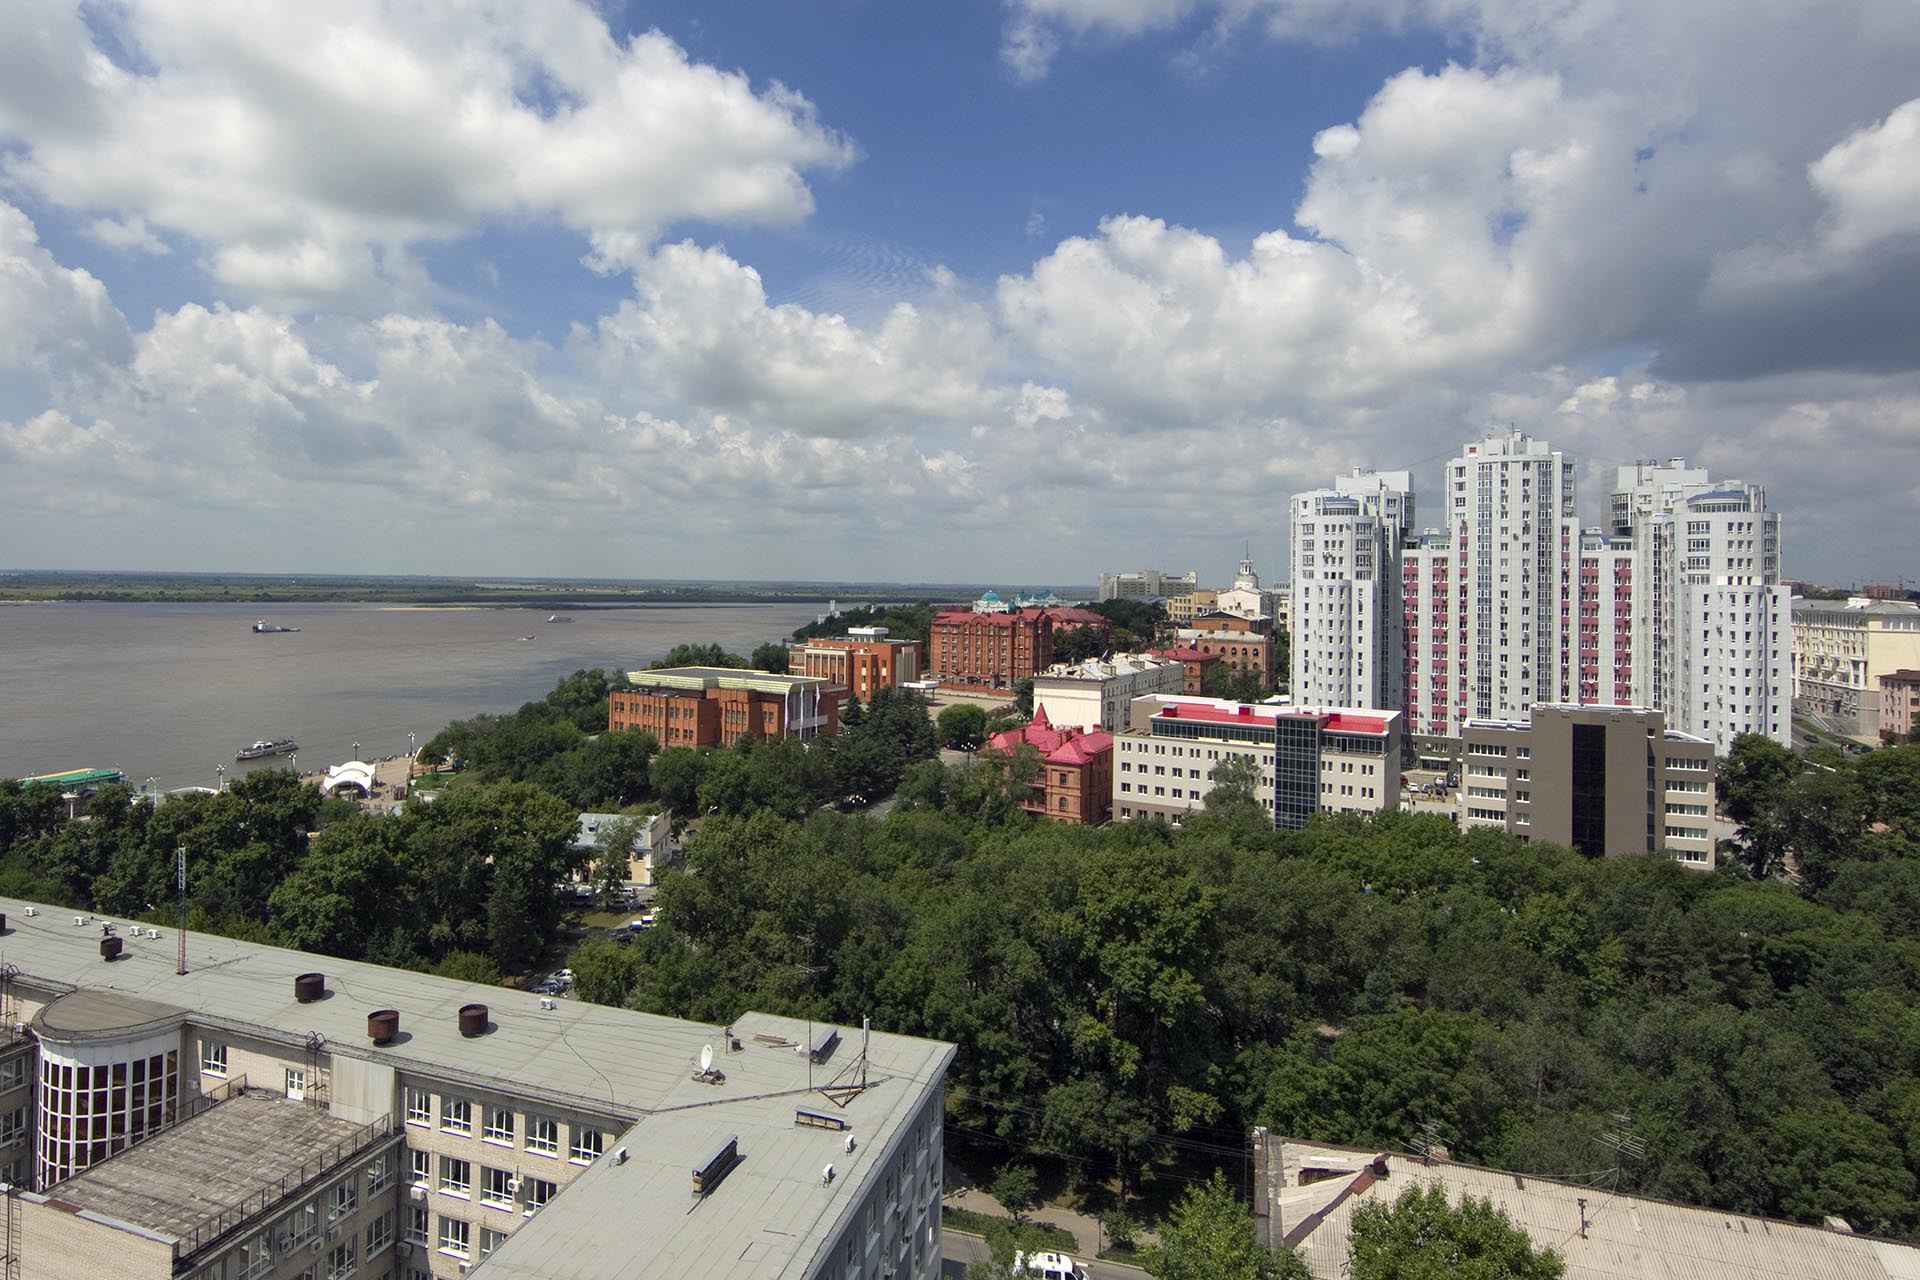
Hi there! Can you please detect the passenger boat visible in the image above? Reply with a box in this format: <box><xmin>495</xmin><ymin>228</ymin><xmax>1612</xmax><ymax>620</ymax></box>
<box><xmin>236</xmin><ymin>738</ymin><xmax>298</xmax><ymax>760</ymax></box>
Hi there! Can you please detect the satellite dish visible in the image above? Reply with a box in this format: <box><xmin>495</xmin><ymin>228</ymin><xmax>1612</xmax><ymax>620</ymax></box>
<box><xmin>700</xmin><ymin>1043</ymin><xmax>714</xmax><ymax>1072</ymax></box>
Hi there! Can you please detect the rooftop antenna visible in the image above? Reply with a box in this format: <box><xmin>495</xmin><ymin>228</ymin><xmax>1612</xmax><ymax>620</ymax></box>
<box><xmin>174</xmin><ymin>846</ymin><xmax>188</xmax><ymax>975</ymax></box>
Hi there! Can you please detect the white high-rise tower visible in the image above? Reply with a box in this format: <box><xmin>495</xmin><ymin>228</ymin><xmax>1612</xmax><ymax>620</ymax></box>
<box><xmin>1612</xmin><ymin>461</ymin><xmax>1790</xmax><ymax>750</ymax></box>
<box><xmin>1290</xmin><ymin>469</ymin><xmax>1413</xmax><ymax>710</ymax></box>
<box><xmin>1404</xmin><ymin>432</ymin><xmax>1579</xmax><ymax>734</ymax></box>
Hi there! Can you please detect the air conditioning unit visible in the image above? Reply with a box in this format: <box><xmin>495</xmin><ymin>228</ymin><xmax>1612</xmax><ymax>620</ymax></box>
<box><xmin>22</xmin><ymin>907</ymin><xmax>35</xmax><ymax>917</ymax></box>
<box><xmin>396</xmin><ymin>1242</ymin><xmax>413</xmax><ymax>1258</ymax></box>
<box><xmin>409</xmin><ymin>1185</ymin><xmax>426</xmax><ymax>1201</ymax></box>
<box><xmin>308</xmin><ymin>1238</ymin><xmax>323</xmax><ymax>1254</ymax></box>
<box><xmin>506</xmin><ymin>1178</ymin><xmax>521</xmax><ymax>1195</ymax></box>
<box><xmin>458</xmin><ymin>1265</ymin><xmax>469</xmax><ymax>1276</ymax></box>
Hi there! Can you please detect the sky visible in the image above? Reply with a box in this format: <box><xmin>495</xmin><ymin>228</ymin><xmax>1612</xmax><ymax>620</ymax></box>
<box><xmin>1</xmin><ymin>1</ymin><xmax>1917</xmax><ymax>588</ymax></box>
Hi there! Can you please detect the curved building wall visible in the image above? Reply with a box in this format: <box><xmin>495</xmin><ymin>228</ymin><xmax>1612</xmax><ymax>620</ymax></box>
<box><xmin>36</xmin><ymin>1028</ymin><xmax>180</xmax><ymax>1187</ymax></box>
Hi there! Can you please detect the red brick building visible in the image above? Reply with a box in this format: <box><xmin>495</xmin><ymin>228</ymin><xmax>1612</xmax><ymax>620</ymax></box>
<box><xmin>610</xmin><ymin>667</ymin><xmax>843</xmax><ymax>748</ymax></box>
<box><xmin>928</xmin><ymin>607</ymin><xmax>1111</xmax><ymax>690</ymax></box>
<box><xmin>1178</xmin><ymin>612</ymin><xmax>1274</xmax><ymax>686</ymax></box>
<box><xmin>788</xmin><ymin>628</ymin><xmax>922</xmax><ymax>703</ymax></box>
<box><xmin>985</xmin><ymin>707</ymin><xmax>1115</xmax><ymax>825</ymax></box>
<box><xmin>1150</xmin><ymin>645</ymin><xmax>1223</xmax><ymax>694</ymax></box>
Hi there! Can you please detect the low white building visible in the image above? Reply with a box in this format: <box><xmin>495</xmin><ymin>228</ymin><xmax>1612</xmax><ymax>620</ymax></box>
<box><xmin>573</xmin><ymin>811</ymin><xmax>672</xmax><ymax>886</ymax></box>
<box><xmin>1032</xmin><ymin>654</ymin><xmax>1186</xmax><ymax>732</ymax></box>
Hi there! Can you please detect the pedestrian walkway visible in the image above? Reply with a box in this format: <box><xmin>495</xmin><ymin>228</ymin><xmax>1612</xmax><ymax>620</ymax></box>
<box><xmin>941</xmin><ymin>1161</ymin><xmax>1155</xmax><ymax>1261</ymax></box>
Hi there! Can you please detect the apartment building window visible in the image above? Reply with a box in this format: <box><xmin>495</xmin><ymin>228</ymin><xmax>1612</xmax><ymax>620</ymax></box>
<box><xmin>367</xmin><ymin>1154</ymin><xmax>393</xmax><ymax>1194</ymax></box>
<box><xmin>442</xmin><ymin>1097</ymin><xmax>472</xmax><ymax>1135</ymax></box>
<box><xmin>481</xmin><ymin>1227</ymin><xmax>508</xmax><ymax>1258</ymax></box>
<box><xmin>282</xmin><ymin>1201</ymin><xmax>320</xmax><ymax>1250</ymax></box>
<box><xmin>0</xmin><ymin>1107</ymin><xmax>23</xmax><ymax>1145</ymax></box>
<box><xmin>404</xmin><ymin>1207</ymin><xmax>429</xmax><ymax>1246</ymax></box>
<box><xmin>481</xmin><ymin>1166</ymin><xmax>515</xmax><ymax>1208</ymax></box>
<box><xmin>365</xmin><ymin>1210</ymin><xmax>394</xmax><ymax>1257</ymax></box>
<box><xmin>285</xmin><ymin>1068</ymin><xmax>306</xmax><ymax>1101</ymax></box>
<box><xmin>404</xmin><ymin>1087</ymin><xmax>431</xmax><ymax>1126</ymax></box>
<box><xmin>202</xmin><ymin>1042</ymin><xmax>227</xmax><ymax>1077</ymax></box>
<box><xmin>570</xmin><ymin>1128</ymin><xmax>604</xmax><ymax>1164</ymax></box>
<box><xmin>440</xmin><ymin>1156</ymin><xmax>471</xmax><ymax>1198</ymax></box>
<box><xmin>331</xmin><ymin>1180</ymin><xmax>358</xmax><ymax>1219</ymax></box>
<box><xmin>437</xmin><ymin>1216</ymin><xmax>470</xmax><ymax>1259</ymax></box>
<box><xmin>484</xmin><ymin>1106</ymin><xmax>515</xmax><ymax>1145</ymax></box>
<box><xmin>524</xmin><ymin>1178</ymin><xmax>556</xmax><ymax>1213</ymax></box>
<box><xmin>326</xmin><ymin>1239</ymin><xmax>357</xmax><ymax>1280</ymax></box>
<box><xmin>527</xmin><ymin>1116</ymin><xmax>559</xmax><ymax>1156</ymax></box>
<box><xmin>237</xmin><ymin>1233</ymin><xmax>274</xmax><ymax>1280</ymax></box>
<box><xmin>410</xmin><ymin>1148</ymin><xmax>431</xmax><ymax>1186</ymax></box>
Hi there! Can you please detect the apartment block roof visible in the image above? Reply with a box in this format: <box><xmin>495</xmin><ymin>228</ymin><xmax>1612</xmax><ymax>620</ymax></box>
<box><xmin>623</xmin><ymin>667</ymin><xmax>835</xmax><ymax>696</ymax></box>
<box><xmin>37</xmin><ymin>1090</ymin><xmax>380</xmax><ymax>1245</ymax></box>
<box><xmin>1256</xmin><ymin>1134</ymin><xmax>1920</xmax><ymax>1280</ymax></box>
<box><xmin>0</xmin><ymin>900</ymin><xmax>955</xmax><ymax>1280</ymax></box>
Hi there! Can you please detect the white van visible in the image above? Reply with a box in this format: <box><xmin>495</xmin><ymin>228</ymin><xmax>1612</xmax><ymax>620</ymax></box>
<box><xmin>1012</xmin><ymin>1250</ymin><xmax>1079</xmax><ymax>1279</ymax></box>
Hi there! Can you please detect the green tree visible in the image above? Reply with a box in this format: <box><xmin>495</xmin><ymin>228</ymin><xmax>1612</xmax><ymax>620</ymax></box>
<box><xmin>650</xmin><ymin>748</ymin><xmax>707</xmax><ymax>815</ymax></box>
<box><xmin>1202</xmin><ymin>663</ymin><xmax>1269</xmax><ymax>702</ymax></box>
<box><xmin>990</xmin><ymin>1162</ymin><xmax>1041</xmax><ymax>1225</ymax></box>
<box><xmin>651</xmin><ymin>643</ymin><xmax>748</xmax><ymax>669</ymax></box>
<box><xmin>1718</xmin><ymin>733</ymin><xmax>1800</xmax><ymax>826</ymax></box>
<box><xmin>435</xmin><ymin>951</ymin><xmax>503</xmax><ymax>984</ymax></box>
<box><xmin>939</xmin><ymin>703</ymin><xmax>989</xmax><ymax>752</ymax></box>
<box><xmin>1055</xmin><ymin>625</ymin><xmax>1107</xmax><ymax>664</ymax></box>
<box><xmin>751</xmin><ymin>642</ymin><xmax>790</xmax><ymax>673</ymax></box>
<box><xmin>1207</xmin><ymin>755</ymin><xmax>1262</xmax><ymax>812</ymax></box>
<box><xmin>1014</xmin><ymin>679</ymin><xmax>1035</xmax><ymax>717</ymax></box>
<box><xmin>1347</xmin><ymin>1184</ymin><xmax>1563</xmax><ymax>1280</ymax></box>
<box><xmin>1143</xmin><ymin>1171</ymin><xmax>1301</xmax><ymax>1280</ymax></box>
<box><xmin>570</xmin><ymin>935</ymin><xmax>641</xmax><ymax>1006</ymax></box>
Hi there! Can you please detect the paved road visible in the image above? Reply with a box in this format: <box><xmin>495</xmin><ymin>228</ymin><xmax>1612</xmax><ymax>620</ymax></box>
<box><xmin>942</xmin><ymin>1230</ymin><xmax>1149</xmax><ymax>1280</ymax></box>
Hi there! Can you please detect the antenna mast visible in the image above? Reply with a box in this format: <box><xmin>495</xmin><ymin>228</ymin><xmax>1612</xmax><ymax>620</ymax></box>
<box><xmin>175</xmin><ymin>846</ymin><xmax>188</xmax><ymax>975</ymax></box>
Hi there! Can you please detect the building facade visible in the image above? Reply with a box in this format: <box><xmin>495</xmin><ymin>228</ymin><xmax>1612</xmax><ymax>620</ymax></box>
<box><xmin>1163</xmin><ymin>588</ymin><xmax>1220</xmax><ymax>626</ymax></box>
<box><xmin>789</xmin><ymin>627</ymin><xmax>923</xmax><ymax>703</ymax></box>
<box><xmin>0</xmin><ymin>904</ymin><xmax>954</xmax><ymax>1280</ymax></box>
<box><xmin>1113</xmin><ymin>696</ymin><xmax>1400</xmax><ymax>830</ymax></box>
<box><xmin>984</xmin><ymin>709</ymin><xmax>1115</xmax><ymax>825</ymax></box>
<box><xmin>1097</xmin><ymin>569</ymin><xmax>1197</xmax><ymax>601</ymax></box>
<box><xmin>1793</xmin><ymin>597</ymin><xmax>1920</xmax><ymax>741</ymax></box>
<box><xmin>1576</xmin><ymin>529</ymin><xmax>1636</xmax><ymax>708</ymax></box>
<box><xmin>1291</xmin><ymin>469</ymin><xmax>1414</xmax><ymax>711</ymax></box>
<box><xmin>1458</xmin><ymin>704</ymin><xmax>1715</xmax><ymax>867</ymax></box>
<box><xmin>609</xmin><ymin>667</ymin><xmax>843</xmax><ymax>748</ymax></box>
<box><xmin>1613</xmin><ymin>463</ymin><xmax>1791</xmax><ymax>750</ymax></box>
<box><xmin>927</xmin><ymin>608</ymin><xmax>1110</xmax><ymax>690</ymax></box>
<box><xmin>1179</xmin><ymin>613</ymin><xmax>1275</xmax><ymax>686</ymax></box>
<box><xmin>1031</xmin><ymin>653</ymin><xmax>1185</xmax><ymax>732</ymax></box>
<box><xmin>1881</xmin><ymin>669</ymin><xmax>1920</xmax><ymax>743</ymax></box>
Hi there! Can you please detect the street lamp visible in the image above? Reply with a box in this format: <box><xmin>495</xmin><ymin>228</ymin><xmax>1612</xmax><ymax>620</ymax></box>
<box><xmin>290</xmin><ymin>755</ymin><xmax>297</xmax><ymax>776</ymax></box>
<box><xmin>145</xmin><ymin>777</ymin><xmax>157</xmax><ymax>806</ymax></box>
<box><xmin>407</xmin><ymin>731</ymin><xmax>416</xmax><ymax>757</ymax></box>
<box><xmin>351</xmin><ymin>740</ymin><xmax>361</xmax><ymax>760</ymax></box>
<box><xmin>215</xmin><ymin>764</ymin><xmax>226</xmax><ymax>792</ymax></box>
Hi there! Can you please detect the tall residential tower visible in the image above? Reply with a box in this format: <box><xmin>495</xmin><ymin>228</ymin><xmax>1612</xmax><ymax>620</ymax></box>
<box><xmin>1290</xmin><ymin>469</ymin><xmax>1413</xmax><ymax>710</ymax></box>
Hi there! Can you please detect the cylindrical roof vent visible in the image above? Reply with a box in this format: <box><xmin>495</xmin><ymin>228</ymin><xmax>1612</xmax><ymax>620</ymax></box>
<box><xmin>458</xmin><ymin>1004</ymin><xmax>489</xmax><ymax>1037</ymax></box>
<box><xmin>294</xmin><ymin>972</ymin><xmax>325</xmax><ymax>1003</ymax></box>
<box><xmin>100</xmin><ymin>936</ymin><xmax>123</xmax><ymax>961</ymax></box>
<box><xmin>0</xmin><ymin>912</ymin><xmax>9</xmax><ymax>933</ymax></box>
<box><xmin>367</xmin><ymin>1009</ymin><xmax>400</xmax><ymax>1045</ymax></box>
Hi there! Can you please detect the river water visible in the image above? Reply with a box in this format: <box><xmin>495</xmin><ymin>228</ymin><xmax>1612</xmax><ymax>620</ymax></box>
<box><xmin>0</xmin><ymin>601</ymin><xmax>824</xmax><ymax>787</ymax></box>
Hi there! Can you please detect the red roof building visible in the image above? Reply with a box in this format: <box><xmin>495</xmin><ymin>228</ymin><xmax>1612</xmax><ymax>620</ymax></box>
<box><xmin>984</xmin><ymin>707</ymin><xmax>1115</xmax><ymax>825</ymax></box>
<box><xmin>1150</xmin><ymin>645</ymin><xmax>1223</xmax><ymax>694</ymax></box>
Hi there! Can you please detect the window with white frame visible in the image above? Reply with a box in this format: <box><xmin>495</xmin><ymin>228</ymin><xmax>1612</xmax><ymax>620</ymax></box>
<box><xmin>526</xmin><ymin>1116</ymin><xmax>558</xmax><ymax>1156</ymax></box>
<box><xmin>484</xmin><ymin>1106</ymin><xmax>514</xmax><ymax>1144</ymax></box>
<box><xmin>409</xmin><ymin>1149</ymin><xmax>431</xmax><ymax>1186</ymax></box>
<box><xmin>237</xmin><ymin>1232</ymin><xmax>274</xmax><ymax>1280</ymax></box>
<box><xmin>480</xmin><ymin>1165</ymin><xmax>515</xmax><ymax>1208</ymax></box>
<box><xmin>367</xmin><ymin>1153</ymin><xmax>393</xmax><ymax>1194</ymax></box>
<box><xmin>201</xmin><ymin>1041</ymin><xmax>227</xmax><ymax>1077</ymax></box>
<box><xmin>0</xmin><ymin>1107</ymin><xmax>24</xmax><ymax>1144</ymax></box>
<box><xmin>480</xmin><ymin>1226</ymin><xmax>507</xmax><ymax>1257</ymax></box>
<box><xmin>0</xmin><ymin>1058</ymin><xmax>22</xmax><ymax>1093</ymax></box>
<box><xmin>437</xmin><ymin>1216</ymin><xmax>470</xmax><ymax>1258</ymax></box>
<box><xmin>404</xmin><ymin>1087</ymin><xmax>431</xmax><ymax>1126</ymax></box>
<box><xmin>404</xmin><ymin>1207</ymin><xmax>429</xmax><ymax>1245</ymax></box>
<box><xmin>325</xmin><ymin>1239</ymin><xmax>357</xmax><ymax>1280</ymax></box>
<box><xmin>285</xmin><ymin>1067</ymin><xmax>307</xmax><ymax>1101</ymax></box>
<box><xmin>524</xmin><ymin>1178</ymin><xmax>555</xmax><ymax>1213</ymax></box>
<box><xmin>281</xmin><ymin>1200</ymin><xmax>319</xmax><ymax>1250</ymax></box>
<box><xmin>331</xmin><ymin>1180</ymin><xmax>357</xmax><ymax>1219</ymax></box>
<box><xmin>439</xmin><ymin>1156</ymin><xmax>471</xmax><ymax>1197</ymax></box>
<box><xmin>365</xmin><ymin>1210</ymin><xmax>394</xmax><ymax>1257</ymax></box>
<box><xmin>441</xmin><ymin>1096</ymin><xmax>472</xmax><ymax>1135</ymax></box>
<box><xmin>569</xmin><ymin>1127</ymin><xmax>602</xmax><ymax>1164</ymax></box>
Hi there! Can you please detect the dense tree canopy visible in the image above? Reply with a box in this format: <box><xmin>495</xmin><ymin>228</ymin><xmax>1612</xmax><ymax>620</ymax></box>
<box><xmin>1348</xmin><ymin>1185</ymin><xmax>1562</xmax><ymax>1280</ymax></box>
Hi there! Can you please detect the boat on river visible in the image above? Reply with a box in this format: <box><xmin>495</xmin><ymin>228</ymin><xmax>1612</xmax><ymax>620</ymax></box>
<box><xmin>236</xmin><ymin>738</ymin><xmax>298</xmax><ymax>760</ymax></box>
<box><xmin>251</xmin><ymin>620</ymin><xmax>300</xmax><ymax>633</ymax></box>
<box><xmin>546</xmin><ymin>614</ymin><xmax>573</xmax><ymax>623</ymax></box>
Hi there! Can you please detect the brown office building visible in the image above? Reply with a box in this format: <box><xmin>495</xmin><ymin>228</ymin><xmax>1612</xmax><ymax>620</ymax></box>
<box><xmin>788</xmin><ymin>627</ymin><xmax>922</xmax><ymax>703</ymax></box>
<box><xmin>928</xmin><ymin>607</ymin><xmax>1110</xmax><ymax>690</ymax></box>
<box><xmin>1459</xmin><ymin>704</ymin><xmax>1716</xmax><ymax>868</ymax></box>
<box><xmin>1178</xmin><ymin>612</ymin><xmax>1275</xmax><ymax>686</ymax></box>
<box><xmin>984</xmin><ymin>708</ymin><xmax>1115</xmax><ymax>825</ymax></box>
<box><xmin>610</xmin><ymin>667</ymin><xmax>843</xmax><ymax>748</ymax></box>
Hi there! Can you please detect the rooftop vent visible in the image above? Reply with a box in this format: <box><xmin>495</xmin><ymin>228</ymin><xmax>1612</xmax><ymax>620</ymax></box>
<box><xmin>692</xmin><ymin>1135</ymin><xmax>739</xmax><ymax>1197</ymax></box>
<box><xmin>795</xmin><ymin>1107</ymin><xmax>849</xmax><ymax>1132</ymax></box>
<box><xmin>294</xmin><ymin>972</ymin><xmax>325</xmax><ymax>1003</ymax></box>
<box><xmin>367</xmin><ymin>1009</ymin><xmax>400</xmax><ymax>1045</ymax></box>
<box><xmin>100</xmin><ymin>936</ymin><xmax>123</xmax><ymax>961</ymax></box>
<box><xmin>809</xmin><ymin>1026</ymin><xmax>841</xmax><ymax>1063</ymax></box>
<box><xmin>458</xmin><ymin>1004</ymin><xmax>489</xmax><ymax>1037</ymax></box>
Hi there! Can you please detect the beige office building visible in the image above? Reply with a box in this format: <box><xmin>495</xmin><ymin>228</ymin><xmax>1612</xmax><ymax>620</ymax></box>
<box><xmin>1458</xmin><ymin>705</ymin><xmax>1715</xmax><ymax>868</ymax></box>
<box><xmin>1792</xmin><ymin>596</ymin><xmax>1920</xmax><ymax>741</ymax></box>
<box><xmin>0</xmin><ymin>903</ymin><xmax>953</xmax><ymax>1280</ymax></box>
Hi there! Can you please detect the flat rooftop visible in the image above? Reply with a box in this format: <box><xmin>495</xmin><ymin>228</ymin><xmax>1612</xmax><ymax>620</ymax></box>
<box><xmin>44</xmin><ymin>1090</ymin><xmax>377</xmax><ymax>1244</ymax></box>
<box><xmin>623</xmin><ymin>667</ymin><xmax>834</xmax><ymax>695</ymax></box>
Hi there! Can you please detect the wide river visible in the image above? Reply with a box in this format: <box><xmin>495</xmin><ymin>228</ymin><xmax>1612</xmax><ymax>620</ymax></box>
<box><xmin>0</xmin><ymin>601</ymin><xmax>824</xmax><ymax>787</ymax></box>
